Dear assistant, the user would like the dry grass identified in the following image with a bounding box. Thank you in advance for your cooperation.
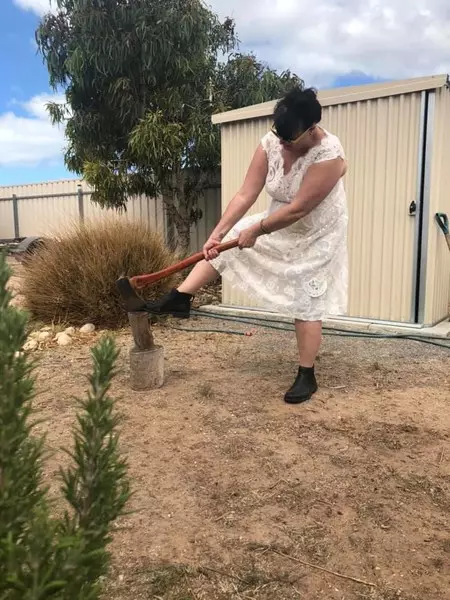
[21,219,177,328]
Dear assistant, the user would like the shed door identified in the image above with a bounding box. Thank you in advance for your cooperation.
[327,91,427,323]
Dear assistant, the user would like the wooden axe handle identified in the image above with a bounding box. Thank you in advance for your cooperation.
[130,239,239,288]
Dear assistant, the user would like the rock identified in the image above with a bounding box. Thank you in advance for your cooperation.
[64,326,76,335]
[37,331,51,342]
[23,339,38,351]
[80,323,95,334]
[57,333,72,347]
[40,325,52,332]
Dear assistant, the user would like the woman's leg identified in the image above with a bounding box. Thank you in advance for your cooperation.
[146,260,219,317]
[294,320,322,367]
[178,260,219,295]
[284,320,322,404]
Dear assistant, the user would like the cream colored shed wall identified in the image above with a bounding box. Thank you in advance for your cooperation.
[220,118,271,310]
[220,93,423,322]
[424,87,450,324]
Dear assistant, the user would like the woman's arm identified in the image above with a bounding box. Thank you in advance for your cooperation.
[260,157,345,233]
[210,144,268,240]
[237,157,346,249]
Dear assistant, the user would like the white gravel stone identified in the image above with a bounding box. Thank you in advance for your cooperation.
[37,331,51,342]
[80,323,96,334]
[23,339,38,351]
[57,333,72,346]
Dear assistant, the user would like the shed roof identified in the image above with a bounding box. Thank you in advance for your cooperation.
[212,73,449,125]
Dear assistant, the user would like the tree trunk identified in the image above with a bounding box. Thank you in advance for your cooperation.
[175,222,191,256]
[162,170,211,256]
[163,197,191,256]
[162,172,192,256]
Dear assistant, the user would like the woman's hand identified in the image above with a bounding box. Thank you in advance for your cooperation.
[238,224,260,249]
[203,235,223,260]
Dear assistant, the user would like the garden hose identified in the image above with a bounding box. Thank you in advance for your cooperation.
[163,309,450,351]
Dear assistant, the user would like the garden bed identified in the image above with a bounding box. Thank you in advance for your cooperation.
[9,259,450,599]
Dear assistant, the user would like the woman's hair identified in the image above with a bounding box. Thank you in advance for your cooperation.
[273,87,322,141]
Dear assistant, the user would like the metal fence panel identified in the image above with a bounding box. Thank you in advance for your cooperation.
[0,178,221,251]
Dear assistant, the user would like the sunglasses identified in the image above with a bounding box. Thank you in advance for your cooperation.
[271,124,315,144]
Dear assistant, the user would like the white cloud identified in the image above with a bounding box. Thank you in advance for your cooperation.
[208,0,450,86]
[14,0,450,86]
[13,0,54,16]
[0,93,66,167]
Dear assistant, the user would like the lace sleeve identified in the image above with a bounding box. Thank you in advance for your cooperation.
[314,136,346,164]
[260,131,275,155]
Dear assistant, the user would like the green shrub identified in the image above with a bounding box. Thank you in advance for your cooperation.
[0,252,130,599]
[21,219,177,328]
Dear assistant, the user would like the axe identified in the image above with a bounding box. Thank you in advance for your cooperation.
[116,239,238,312]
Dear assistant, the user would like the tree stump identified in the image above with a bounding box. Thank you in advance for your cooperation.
[128,312,164,391]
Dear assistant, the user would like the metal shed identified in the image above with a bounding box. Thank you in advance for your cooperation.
[212,74,450,328]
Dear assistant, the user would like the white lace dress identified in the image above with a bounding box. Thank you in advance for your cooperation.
[210,129,348,321]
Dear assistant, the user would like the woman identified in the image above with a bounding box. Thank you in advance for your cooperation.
[147,87,348,404]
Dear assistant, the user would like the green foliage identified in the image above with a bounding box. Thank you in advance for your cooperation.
[0,252,130,599]
[36,1,302,252]
[216,52,302,110]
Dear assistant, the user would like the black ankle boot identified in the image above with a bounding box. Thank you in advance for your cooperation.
[145,288,193,319]
[284,366,318,404]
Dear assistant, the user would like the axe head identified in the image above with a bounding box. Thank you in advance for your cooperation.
[116,277,147,312]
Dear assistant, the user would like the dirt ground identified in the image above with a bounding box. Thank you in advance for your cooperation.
[7,260,450,599]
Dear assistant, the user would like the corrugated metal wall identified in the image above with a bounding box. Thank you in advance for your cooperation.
[0,179,220,251]
[424,87,450,325]
[323,94,422,322]
[220,118,272,311]
[0,180,87,239]
[187,184,222,254]
[220,93,424,322]
[0,199,14,240]
[83,193,167,236]
[0,179,88,199]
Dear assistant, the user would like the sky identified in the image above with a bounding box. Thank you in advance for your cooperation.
[0,0,449,186]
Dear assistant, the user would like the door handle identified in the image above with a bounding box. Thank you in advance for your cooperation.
[409,201,416,216]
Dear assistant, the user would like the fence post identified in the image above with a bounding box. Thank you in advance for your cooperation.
[12,194,20,239]
[77,185,84,222]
